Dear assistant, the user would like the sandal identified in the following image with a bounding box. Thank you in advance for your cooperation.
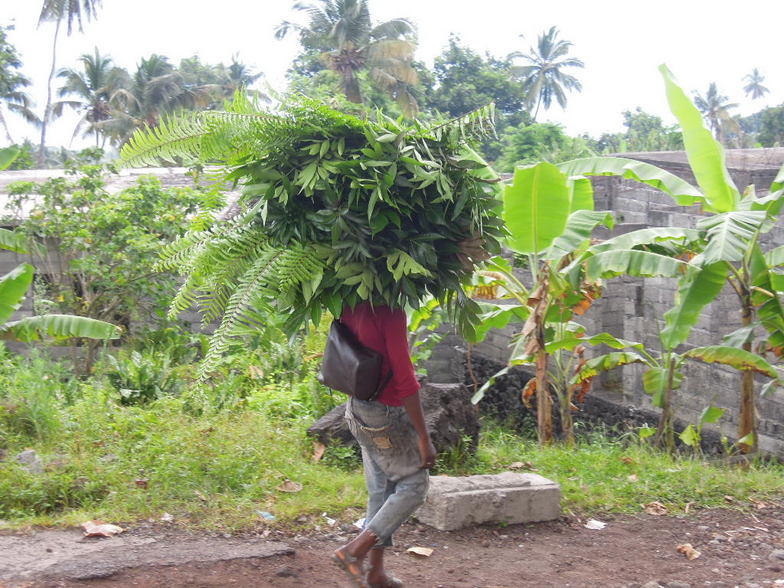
[333,549,368,588]
[367,575,404,588]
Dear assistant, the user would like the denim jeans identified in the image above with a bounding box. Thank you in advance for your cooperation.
[345,397,429,547]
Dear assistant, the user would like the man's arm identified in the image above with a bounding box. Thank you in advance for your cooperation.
[402,391,437,469]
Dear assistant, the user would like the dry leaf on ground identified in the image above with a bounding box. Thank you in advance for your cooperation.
[407,546,434,557]
[508,461,535,471]
[627,474,638,482]
[643,501,669,516]
[134,479,149,489]
[160,512,174,522]
[676,543,701,560]
[620,456,635,464]
[312,441,326,463]
[584,519,607,530]
[276,479,303,493]
[81,520,124,537]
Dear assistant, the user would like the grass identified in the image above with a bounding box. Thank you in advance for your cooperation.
[445,423,784,516]
[1,350,782,531]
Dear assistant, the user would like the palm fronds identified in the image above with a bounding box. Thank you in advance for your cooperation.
[121,92,506,379]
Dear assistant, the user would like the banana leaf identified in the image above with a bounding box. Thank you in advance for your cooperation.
[558,156,705,208]
[684,345,778,378]
[659,65,739,213]
[660,262,728,351]
[697,210,766,264]
[503,162,571,254]
[0,314,121,342]
[0,264,33,324]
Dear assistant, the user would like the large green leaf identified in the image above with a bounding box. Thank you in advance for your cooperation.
[684,345,778,378]
[0,146,19,171]
[558,156,705,208]
[0,264,33,324]
[568,177,594,212]
[659,65,739,213]
[771,163,784,194]
[697,211,766,264]
[573,351,647,383]
[546,331,642,354]
[503,162,570,253]
[699,405,725,425]
[643,365,683,407]
[584,249,686,281]
[749,188,784,217]
[471,366,510,404]
[469,303,528,344]
[545,210,614,262]
[589,227,700,255]
[0,229,32,254]
[660,262,728,351]
[750,244,784,347]
[764,244,784,268]
[0,314,121,342]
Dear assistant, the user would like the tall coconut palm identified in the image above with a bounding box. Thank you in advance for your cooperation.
[103,55,214,146]
[694,82,738,145]
[37,0,102,166]
[220,55,264,99]
[510,26,584,120]
[275,0,419,116]
[0,25,40,144]
[55,48,126,147]
[743,68,769,101]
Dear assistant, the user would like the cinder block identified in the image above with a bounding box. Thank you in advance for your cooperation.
[416,472,561,531]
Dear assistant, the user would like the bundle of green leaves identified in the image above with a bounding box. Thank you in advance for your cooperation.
[121,94,505,377]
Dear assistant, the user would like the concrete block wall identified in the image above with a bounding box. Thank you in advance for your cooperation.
[449,150,784,456]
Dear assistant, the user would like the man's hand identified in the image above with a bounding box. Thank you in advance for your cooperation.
[418,435,437,469]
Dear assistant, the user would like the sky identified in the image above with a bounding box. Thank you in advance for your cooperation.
[3,0,783,151]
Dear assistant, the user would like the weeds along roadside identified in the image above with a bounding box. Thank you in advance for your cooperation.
[1,342,782,531]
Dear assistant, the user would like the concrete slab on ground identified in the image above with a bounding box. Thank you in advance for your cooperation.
[0,528,292,582]
[416,471,561,531]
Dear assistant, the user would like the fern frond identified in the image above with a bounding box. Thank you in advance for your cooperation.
[197,249,283,380]
[427,103,497,144]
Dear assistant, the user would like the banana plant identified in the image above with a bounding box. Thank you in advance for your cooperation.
[470,161,697,444]
[0,145,120,344]
[0,233,121,343]
[558,65,784,452]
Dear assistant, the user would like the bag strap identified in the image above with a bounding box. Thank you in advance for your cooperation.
[368,368,393,402]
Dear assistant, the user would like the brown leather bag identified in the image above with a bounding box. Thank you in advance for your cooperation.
[318,320,392,401]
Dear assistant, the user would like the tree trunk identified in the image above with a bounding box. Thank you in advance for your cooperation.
[0,107,14,144]
[342,70,362,104]
[656,359,676,453]
[739,303,756,453]
[559,389,574,447]
[38,19,61,168]
[535,344,552,444]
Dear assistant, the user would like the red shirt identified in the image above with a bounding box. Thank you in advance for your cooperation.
[340,303,420,406]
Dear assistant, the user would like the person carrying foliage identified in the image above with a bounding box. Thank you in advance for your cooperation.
[120,93,504,587]
[333,301,433,587]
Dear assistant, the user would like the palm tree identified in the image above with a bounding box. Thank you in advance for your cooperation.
[275,0,419,115]
[55,48,126,147]
[0,26,40,144]
[220,54,264,99]
[37,0,102,166]
[694,82,738,145]
[103,55,213,145]
[743,68,769,100]
[510,26,584,120]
